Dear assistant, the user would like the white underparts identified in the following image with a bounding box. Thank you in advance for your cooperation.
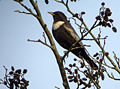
[52,21,65,30]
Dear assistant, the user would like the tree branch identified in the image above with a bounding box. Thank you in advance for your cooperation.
[105,70,120,80]
[14,0,70,89]
[27,39,52,48]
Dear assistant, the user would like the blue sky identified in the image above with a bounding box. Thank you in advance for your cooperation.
[0,0,120,89]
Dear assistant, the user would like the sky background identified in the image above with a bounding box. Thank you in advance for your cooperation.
[0,0,120,89]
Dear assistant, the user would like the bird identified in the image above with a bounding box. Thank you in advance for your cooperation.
[48,11,98,70]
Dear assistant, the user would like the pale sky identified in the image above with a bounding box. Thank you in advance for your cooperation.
[0,0,120,89]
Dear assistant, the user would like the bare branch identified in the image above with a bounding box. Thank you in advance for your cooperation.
[27,39,52,48]
[113,51,120,69]
[17,0,70,89]
[105,70,120,80]
[83,36,108,41]
[14,1,37,17]
[69,17,81,28]
[15,10,31,15]
[55,86,60,89]
[42,32,47,44]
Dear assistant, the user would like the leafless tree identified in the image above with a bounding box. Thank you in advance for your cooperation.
[0,0,120,89]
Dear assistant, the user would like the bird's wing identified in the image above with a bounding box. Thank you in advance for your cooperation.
[64,22,98,70]
[52,21,84,49]
[63,21,84,46]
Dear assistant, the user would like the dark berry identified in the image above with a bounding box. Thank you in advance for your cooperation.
[74,58,77,61]
[112,27,117,32]
[68,76,74,79]
[81,11,85,15]
[101,2,105,6]
[73,13,78,17]
[96,16,101,20]
[109,19,114,23]
[23,69,27,74]
[107,23,111,27]
[69,64,73,67]
[73,63,76,67]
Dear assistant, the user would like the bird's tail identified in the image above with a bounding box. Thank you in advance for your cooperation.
[84,55,98,70]
[72,48,98,70]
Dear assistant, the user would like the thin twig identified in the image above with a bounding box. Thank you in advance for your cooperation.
[16,1,37,17]
[3,66,10,88]
[69,17,81,27]
[103,59,115,69]
[27,39,52,48]
[55,86,60,89]
[83,36,107,41]
[42,32,47,44]
[15,10,31,15]
[113,51,120,68]
[105,70,120,80]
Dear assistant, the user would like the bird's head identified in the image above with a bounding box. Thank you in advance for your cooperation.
[48,11,67,22]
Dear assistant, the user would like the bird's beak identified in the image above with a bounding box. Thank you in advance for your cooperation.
[48,12,55,15]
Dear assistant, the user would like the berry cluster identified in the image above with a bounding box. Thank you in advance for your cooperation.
[65,58,105,88]
[0,66,29,89]
[96,2,117,32]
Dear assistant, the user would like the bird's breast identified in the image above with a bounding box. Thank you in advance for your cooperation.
[52,21,65,30]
